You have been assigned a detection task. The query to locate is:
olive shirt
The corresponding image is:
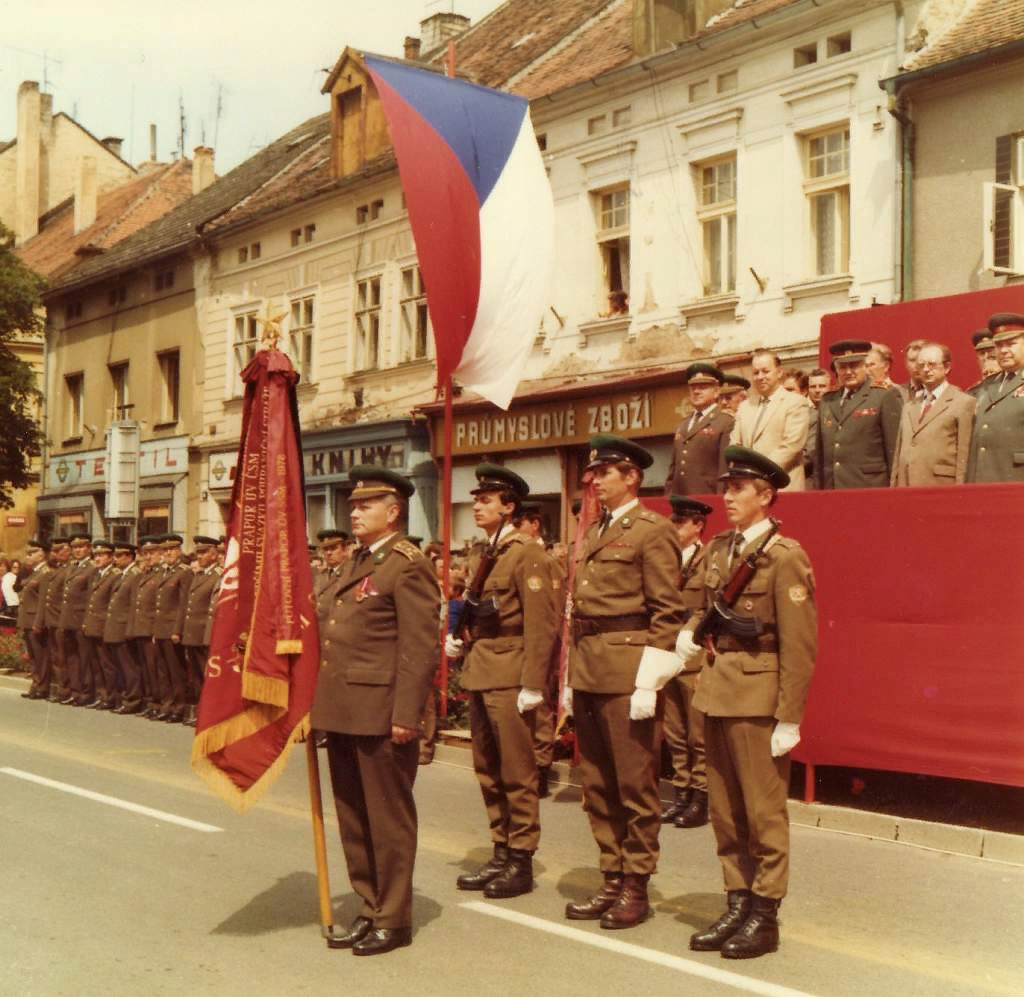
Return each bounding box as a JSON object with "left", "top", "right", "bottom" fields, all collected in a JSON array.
[
  {"left": 460, "top": 532, "right": 562, "bottom": 692},
  {"left": 569, "top": 505, "right": 689, "bottom": 694},
  {"left": 311, "top": 535, "right": 440, "bottom": 737},
  {"left": 688, "top": 530, "right": 817, "bottom": 723}
]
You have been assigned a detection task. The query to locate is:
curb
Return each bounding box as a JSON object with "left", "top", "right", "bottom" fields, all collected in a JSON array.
[{"left": 433, "top": 736, "right": 1024, "bottom": 867}]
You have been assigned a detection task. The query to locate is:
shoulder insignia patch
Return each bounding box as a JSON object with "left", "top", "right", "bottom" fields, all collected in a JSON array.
[
  {"left": 788, "top": 584, "right": 808, "bottom": 605},
  {"left": 637, "top": 510, "right": 657, "bottom": 522},
  {"left": 526, "top": 575, "right": 545, "bottom": 592},
  {"left": 392, "top": 540, "right": 422, "bottom": 561}
]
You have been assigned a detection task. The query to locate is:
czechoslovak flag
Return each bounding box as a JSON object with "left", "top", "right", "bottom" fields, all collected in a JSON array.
[{"left": 365, "top": 55, "right": 554, "bottom": 411}]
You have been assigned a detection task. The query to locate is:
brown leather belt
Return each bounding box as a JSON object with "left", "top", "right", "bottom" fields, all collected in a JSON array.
[
  {"left": 571, "top": 613, "right": 650, "bottom": 641},
  {"left": 468, "top": 625, "right": 524, "bottom": 641},
  {"left": 712, "top": 637, "right": 779, "bottom": 653}
]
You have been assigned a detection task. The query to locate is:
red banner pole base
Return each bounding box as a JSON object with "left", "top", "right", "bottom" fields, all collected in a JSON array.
[{"left": 803, "top": 762, "right": 816, "bottom": 804}]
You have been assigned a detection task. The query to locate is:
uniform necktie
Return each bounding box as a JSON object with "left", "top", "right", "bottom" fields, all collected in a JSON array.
[
  {"left": 597, "top": 509, "right": 612, "bottom": 535},
  {"left": 354, "top": 546, "right": 370, "bottom": 564},
  {"left": 729, "top": 532, "right": 745, "bottom": 565}
]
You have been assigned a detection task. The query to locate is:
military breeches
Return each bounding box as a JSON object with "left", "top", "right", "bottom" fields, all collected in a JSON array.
[
  {"left": 574, "top": 690, "right": 661, "bottom": 876},
  {"left": 662, "top": 672, "right": 706, "bottom": 791},
  {"left": 468, "top": 688, "right": 541, "bottom": 852},
  {"left": 704, "top": 715, "right": 791, "bottom": 900},
  {"left": 326, "top": 732, "right": 420, "bottom": 929}
]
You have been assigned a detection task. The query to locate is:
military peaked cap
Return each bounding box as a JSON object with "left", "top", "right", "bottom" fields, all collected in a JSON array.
[
  {"left": 719, "top": 445, "right": 790, "bottom": 490},
  {"left": 585, "top": 434, "right": 653, "bottom": 471},
  {"left": 114, "top": 543, "right": 137, "bottom": 555},
  {"left": 348, "top": 465, "right": 416, "bottom": 500},
  {"left": 92, "top": 540, "right": 115, "bottom": 552},
  {"left": 26, "top": 538, "right": 48, "bottom": 553},
  {"left": 829, "top": 339, "right": 872, "bottom": 362},
  {"left": 682, "top": 362, "right": 725, "bottom": 386},
  {"left": 470, "top": 463, "right": 530, "bottom": 499},
  {"left": 192, "top": 535, "right": 219, "bottom": 550},
  {"left": 317, "top": 529, "right": 349, "bottom": 545},
  {"left": 669, "top": 495, "right": 713, "bottom": 519},
  {"left": 988, "top": 313, "right": 1024, "bottom": 340},
  {"left": 972, "top": 328, "right": 996, "bottom": 350},
  {"left": 720, "top": 373, "right": 751, "bottom": 393}
]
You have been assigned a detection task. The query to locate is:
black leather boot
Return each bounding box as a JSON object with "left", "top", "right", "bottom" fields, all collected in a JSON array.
[
  {"left": 661, "top": 787, "right": 691, "bottom": 823},
  {"left": 721, "top": 894, "right": 780, "bottom": 959},
  {"left": 483, "top": 848, "right": 533, "bottom": 898},
  {"left": 690, "top": 889, "right": 752, "bottom": 951},
  {"left": 599, "top": 873, "right": 651, "bottom": 929},
  {"left": 674, "top": 789, "right": 709, "bottom": 828},
  {"left": 565, "top": 872, "right": 624, "bottom": 920},
  {"left": 456, "top": 844, "right": 509, "bottom": 891}
]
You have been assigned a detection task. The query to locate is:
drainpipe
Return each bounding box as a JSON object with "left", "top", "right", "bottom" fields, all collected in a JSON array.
[{"left": 887, "top": 94, "right": 915, "bottom": 302}]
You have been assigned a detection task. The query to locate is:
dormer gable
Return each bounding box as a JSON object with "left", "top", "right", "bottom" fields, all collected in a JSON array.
[{"left": 321, "top": 48, "right": 393, "bottom": 181}]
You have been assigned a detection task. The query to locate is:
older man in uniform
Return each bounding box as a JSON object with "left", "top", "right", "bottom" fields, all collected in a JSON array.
[
  {"left": 565, "top": 435, "right": 689, "bottom": 929},
  {"left": 660, "top": 496, "right": 712, "bottom": 830},
  {"left": 719, "top": 374, "right": 750, "bottom": 416},
  {"left": 81, "top": 540, "right": 121, "bottom": 709},
  {"left": 679, "top": 446, "right": 816, "bottom": 959},
  {"left": 310, "top": 466, "right": 439, "bottom": 956},
  {"left": 130, "top": 538, "right": 165, "bottom": 717},
  {"left": 152, "top": 534, "right": 193, "bottom": 723},
  {"left": 968, "top": 329, "right": 1002, "bottom": 399},
  {"left": 315, "top": 529, "right": 351, "bottom": 603},
  {"left": 38, "top": 539, "right": 72, "bottom": 702},
  {"left": 105, "top": 544, "right": 144, "bottom": 715},
  {"left": 19, "top": 540, "right": 51, "bottom": 700},
  {"left": 58, "top": 534, "right": 97, "bottom": 706},
  {"left": 815, "top": 340, "right": 902, "bottom": 489},
  {"left": 665, "top": 364, "right": 733, "bottom": 496},
  {"left": 446, "top": 468, "right": 561, "bottom": 899},
  {"left": 967, "top": 313, "right": 1024, "bottom": 482},
  {"left": 178, "top": 537, "right": 221, "bottom": 727}
]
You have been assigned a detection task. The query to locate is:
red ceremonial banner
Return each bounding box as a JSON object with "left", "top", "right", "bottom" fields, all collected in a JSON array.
[{"left": 191, "top": 349, "right": 321, "bottom": 810}]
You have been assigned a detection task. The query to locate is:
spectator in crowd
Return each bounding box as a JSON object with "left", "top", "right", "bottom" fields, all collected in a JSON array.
[
  {"left": 816, "top": 340, "right": 902, "bottom": 489},
  {"left": 11, "top": 558, "right": 24, "bottom": 595},
  {"left": 719, "top": 374, "right": 749, "bottom": 415},
  {"left": 447, "top": 573, "right": 466, "bottom": 635},
  {"left": 968, "top": 329, "right": 1002, "bottom": 399},
  {"left": 901, "top": 339, "right": 927, "bottom": 400},
  {"left": 803, "top": 368, "right": 832, "bottom": 489},
  {"left": 967, "top": 313, "right": 1024, "bottom": 483},
  {"left": 1, "top": 557, "right": 18, "bottom": 612},
  {"left": 781, "top": 369, "right": 809, "bottom": 396},
  {"left": 891, "top": 342, "right": 975, "bottom": 486},
  {"left": 729, "top": 350, "right": 809, "bottom": 490},
  {"left": 665, "top": 363, "right": 733, "bottom": 496},
  {"left": 865, "top": 343, "right": 898, "bottom": 391},
  {"left": 807, "top": 369, "right": 832, "bottom": 406}
]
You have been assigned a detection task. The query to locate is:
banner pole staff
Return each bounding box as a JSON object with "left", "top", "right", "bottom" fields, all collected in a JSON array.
[{"left": 306, "top": 737, "right": 346, "bottom": 947}]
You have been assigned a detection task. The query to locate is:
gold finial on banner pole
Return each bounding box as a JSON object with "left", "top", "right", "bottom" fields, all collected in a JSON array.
[{"left": 260, "top": 300, "right": 288, "bottom": 351}]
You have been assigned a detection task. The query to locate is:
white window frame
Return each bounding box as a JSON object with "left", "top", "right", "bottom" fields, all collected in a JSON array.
[
  {"left": 983, "top": 136, "right": 1024, "bottom": 275},
  {"left": 157, "top": 350, "right": 180, "bottom": 425},
  {"left": 594, "top": 185, "right": 631, "bottom": 316},
  {"left": 287, "top": 290, "right": 317, "bottom": 385},
  {"left": 354, "top": 275, "right": 383, "bottom": 372},
  {"left": 398, "top": 265, "right": 432, "bottom": 364},
  {"left": 231, "top": 308, "right": 260, "bottom": 396},
  {"left": 803, "top": 125, "right": 850, "bottom": 277},
  {"left": 696, "top": 155, "right": 737, "bottom": 297}
]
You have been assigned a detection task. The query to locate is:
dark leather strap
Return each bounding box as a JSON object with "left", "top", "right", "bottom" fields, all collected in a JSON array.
[{"left": 571, "top": 613, "right": 650, "bottom": 640}]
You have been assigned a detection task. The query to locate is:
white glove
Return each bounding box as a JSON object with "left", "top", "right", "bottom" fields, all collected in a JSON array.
[
  {"left": 676, "top": 630, "right": 700, "bottom": 663},
  {"left": 629, "top": 688, "right": 657, "bottom": 721},
  {"left": 444, "top": 634, "right": 464, "bottom": 659},
  {"left": 771, "top": 722, "right": 801, "bottom": 757},
  {"left": 516, "top": 687, "right": 545, "bottom": 714},
  {"left": 560, "top": 684, "right": 573, "bottom": 717},
  {"left": 634, "top": 645, "right": 684, "bottom": 691}
]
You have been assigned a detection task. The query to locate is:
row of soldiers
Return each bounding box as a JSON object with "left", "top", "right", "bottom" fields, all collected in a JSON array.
[{"left": 17, "top": 533, "right": 223, "bottom": 725}]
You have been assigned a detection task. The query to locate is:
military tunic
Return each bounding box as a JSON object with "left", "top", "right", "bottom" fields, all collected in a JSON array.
[
  {"left": 82, "top": 565, "right": 122, "bottom": 704},
  {"left": 966, "top": 369, "right": 1024, "bottom": 482},
  {"left": 130, "top": 567, "right": 164, "bottom": 706},
  {"left": 58, "top": 559, "right": 98, "bottom": 703},
  {"left": 40, "top": 561, "right": 71, "bottom": 699},
  {"left": 153, "top": 564, "right": 192, "bottom": 716},
  {"left": 178, "top": 566, "right": 220, "bottom": 702},
  {"left": 664, "top": 407, "right": 734, "bottom": 496},
  {"left": 815, "top": 381, "right": 902, "bottom": 489},
  {"left": 104, "top": 565, "right": 145, "bottom": 709},
  {"left": 19, "top": 563, "right": 52, "bottom": 696}
]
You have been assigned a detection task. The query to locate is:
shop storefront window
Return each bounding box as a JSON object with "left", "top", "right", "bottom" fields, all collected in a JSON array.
[
  {"left": 332, "top": 489, "right": 351, "bottom": 534},
  {"left": 56, "top": 510, "right": 89, "bottom": 538},
  {"left": 307, "top": 493, "right": 327, "bottom": 543},
  {"left": 139, "top": 504, "right": 170, "bottom": 538}
]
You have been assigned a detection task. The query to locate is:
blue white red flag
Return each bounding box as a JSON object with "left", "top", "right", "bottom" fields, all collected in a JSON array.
[{"left": 365, "top": 55, "right": 554, "bottom": 410}]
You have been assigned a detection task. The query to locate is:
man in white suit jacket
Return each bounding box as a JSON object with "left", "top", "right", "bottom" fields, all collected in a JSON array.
[{"left": 729, "top": 350, "right": 809, "bottom": 491}]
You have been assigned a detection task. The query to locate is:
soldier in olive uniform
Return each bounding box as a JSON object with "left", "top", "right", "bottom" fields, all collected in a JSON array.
[
  {"left": 815, "top": 340, "right": 902, "bottom": 489},
  {"left": 719, "top": 374, "right": 750, "bottom": 416},
  {"left": 967, "top": 313, "right": 1024, "bottom": 482},
  {"left": 81, "top": 540, "right": 121, "bottom": 709},
  {"left": 679, "top": 446, "right": 816, "bottom": 960},
  {"left": 18, "top": 540, "right": 51, "bottom": 700},
  {"left": 105, "top": 544, "right": 144, "bottom": 714},
  {"left": 315, "top": 529, "right": 351, "bottom": 609},
  {"left": 38, "top": 539, "right": 72, "bottom": 702},
  {"left": 130, "top": 538, "right": 165, "bottom": 716},
  {"left": 58, "top": 534, "right": 97, "bottom": 706},
  {"left": 446, "top": 467, "right": 562, "bottom": 900},
  {"left": 565, "top": 436, "right": 689, "bottom": 929},
  {"left": 152, "top": 534, "right": 193, "bottom": 723},
  {"left": 178, "top": 536, "right": 221, "bottom": 727},
  {"left": 967, "top": 328, "right": 1002, "bottom": 399},
  {"left": 665, "top": 364, "right": 734, "bottom": 496},
  {"left": 310, "top": 467, "right": 440, "bottom": 956},
  {"left": 660, "top": 496, "right": 711, "bottom": 830}
]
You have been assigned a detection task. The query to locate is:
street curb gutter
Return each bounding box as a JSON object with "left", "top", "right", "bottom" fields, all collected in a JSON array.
[{"left": 433, "top": 737, "right": 1024, "bottom": 867}]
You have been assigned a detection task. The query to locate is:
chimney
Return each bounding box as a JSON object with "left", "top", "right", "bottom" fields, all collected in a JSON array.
[
  {"left": 14, "top": 81, "right": 41, "bottom": 244},
  {"left": 419, "top": 12, "right": 470, "bottom": 54},
  {"left": 192, "top": 145, "right": 215, "bottom": 194},
  {"left": 39, "top": 92, "right": 53, "bottom": 213},
  {"left": 150, "top": 124, "right": 157, "bottom": 161},
  {"left": 74, "top": 155, "right": 98, "bottom": 234},
  {"left": 101, "top": 136, "right": 124, "bottom": 159},
  {"left": 404, "top": 36, "right": 421, "bottom": 61}
]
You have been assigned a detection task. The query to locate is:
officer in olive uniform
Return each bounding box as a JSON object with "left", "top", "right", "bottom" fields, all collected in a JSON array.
[
  {"left": 815, "top": 340, "right": 902, "bottom": 489},
  {"left": 446, "top": 467, "right": 562, "bottom": 900},
  {"left": 178, "top": 536, "right": 221, "bottom": 727},
  {"left": 665, "top": 363, "right": 734, "bottom": 496},
  {"left": 310, "top": 466, "right": 440, "bottom": 956},
  {"left": 679, "top": 446, "right": 817, "bottom": 960},
  {"left": 38, "top": 539, "right": 72, "bottom": 701},
  {"left": 58, "top": 534, "right": 97, "bottom": 705},
  {"left": 566, "top": 435, "right": 689, "bottom": 929},
  {"left": 129, "top": 537, "right": 164, "bottom": 715},
  {"left": 719, "top": 374, "right": 750, "bottom": 416},
  {"left": 18, "top": 540, "right": 51, "bottom": 700},
  {"left": 967, "top": 328, "right": 1002, "bottom": 399},
  {"left": 967, "top": 313, "right": 1024, "bottom": 482},
  {"left": 104, "top": 544, "right": 144, "bottom": 714},
  {"left": 660, "top": 496, "right": 712, "bottom": 830},
  {"left": 315, "top": 529, "right": 351, "bottom": 610},
  {"left": 81, "top": 540, "right": 121, "bottom": 709},
  {"left": 152, "top": 534, "right": 193, "bottom": 722}
]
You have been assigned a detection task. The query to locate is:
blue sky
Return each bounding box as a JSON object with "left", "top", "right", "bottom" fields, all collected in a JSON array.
[{"left": 1, "top": 0, "right": 501, "bottom": 173}]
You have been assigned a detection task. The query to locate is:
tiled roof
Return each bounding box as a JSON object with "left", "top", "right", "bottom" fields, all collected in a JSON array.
[
  {"left": 43, "top": 112, "right": 331, "bottom": 296},
  {"left": 900, "top": 0, "right": 1024, "bottom": 75},
  {"left": 17, "top": 161, "right": 194, "bottom": 280}
]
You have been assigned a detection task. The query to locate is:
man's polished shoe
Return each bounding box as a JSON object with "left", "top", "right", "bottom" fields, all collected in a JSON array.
[
  {"left": 674, "top": 789, "right": 709, "bottom": 828},
  {"left": 59, "top": 696, "right": 78, "bottom": 706},
  {"left": 326, "top": 915, "right": 373, "bottom": 950},
  {"left": 600, "top": 873, "right": 651, "bottom": 929},
  {"left": 661, "top": 787, "right": 691, "bottom": 823},
  {"left": 351, "top": 926, "right": 412, "bottom": 956},
  {"left": 456, "top": 843, "right": 509, "bottom": 891},
  {"left": 565, "top": 872, "right": 624, "bottom": 920},
  {"left": 721, "top": 895, "right": 780, "bottom": 959},
  {"left": 113, "top": 702, "right": 142, "bottom": 715},
  {"left": 483, "top": 848, "right": 533, "bottom": 899},
  {"left": 690, "top": 889, "right": 752, "bottom": 951}
]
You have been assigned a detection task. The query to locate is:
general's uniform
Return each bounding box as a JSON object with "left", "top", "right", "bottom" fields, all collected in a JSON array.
[
  {"left": 665, "top": 406, "right": 734, "bottom": 496},
  {"left": 966, "top": 369, "right": 1024, "bottom": 482},
  {"left": 104, "top": 562, "right": 145, "bottom": 712},
  {"left": 890, "top": 383, "right": 975, "bottom": 486},
  {"left": 152, "top": 550, "right": 193, "bottom": 721},
  {"left": 19, "top": 558, "right": 52, "bottom": 698},
  {"left": 815, "top": 380, "right": 902, "bottom": 489},
  {"left": 82, "top": 558, "right": 122, "bottom": 707},
  {"left": 58, "top": 555, "right": 98, "bottom": 704}
]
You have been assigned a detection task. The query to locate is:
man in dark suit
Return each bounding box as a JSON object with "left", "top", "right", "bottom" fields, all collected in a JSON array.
[
  {"left": 665, "top": 363, "right": 734, "bottom": 496},
  {"left": 967, "top": 313, "right": 1024, "bottom": 482},
  {"left": 310, "top": 466, "right": 440, "bottom": 956},
  {"left": 815, "top": 340, "right": 902, "bottom": 489}
]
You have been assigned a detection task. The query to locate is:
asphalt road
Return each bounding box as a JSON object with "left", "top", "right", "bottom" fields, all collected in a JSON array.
[{"left": 1, "top": 679, "right": 1021, "bottom": 997}]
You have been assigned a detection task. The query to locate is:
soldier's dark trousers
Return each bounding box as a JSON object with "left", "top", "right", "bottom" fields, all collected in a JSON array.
[
  {"left": 133, "top": 637, "right": 157, "bottom": 704},
  {"left": 114, "top": 641, "right": 144, "bottom": 708},
  {"left": 157, "top": 639, "right": 188, "bottom": 712},
  {"left": 183, "top": 645, "right": 207, "bottom": 704},
  {"left": 90, "top": 637, "right": 117, "bottom": 704},
  {"left": 26, "top": 629, "right": 49, "bottom": 695},
  {"left": 64, "top": 629, "right": 90, "bottom": 702},
  {"left": 47, "top": 627, "right": 68, "bottom": 699}
]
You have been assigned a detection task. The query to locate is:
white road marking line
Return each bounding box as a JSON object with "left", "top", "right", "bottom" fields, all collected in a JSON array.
[
  {"left": 462, "top": 901, "right": 821, "bottom": 997},
  {"left": 0, "top": 767, "right": 222, "bottom": 833}
]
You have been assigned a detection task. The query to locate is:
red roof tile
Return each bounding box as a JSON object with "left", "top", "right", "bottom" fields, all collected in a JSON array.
[{"left": 901, "top": 0, "right": 1024, "bottom": 75}]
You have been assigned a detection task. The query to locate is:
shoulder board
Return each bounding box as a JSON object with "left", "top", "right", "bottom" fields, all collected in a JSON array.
[
  {"left": 637, "top": 509, "right": 658, "bottom": 522},
  {"left": 392, "top": 540, "right": 423, "bottom": 561}
]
